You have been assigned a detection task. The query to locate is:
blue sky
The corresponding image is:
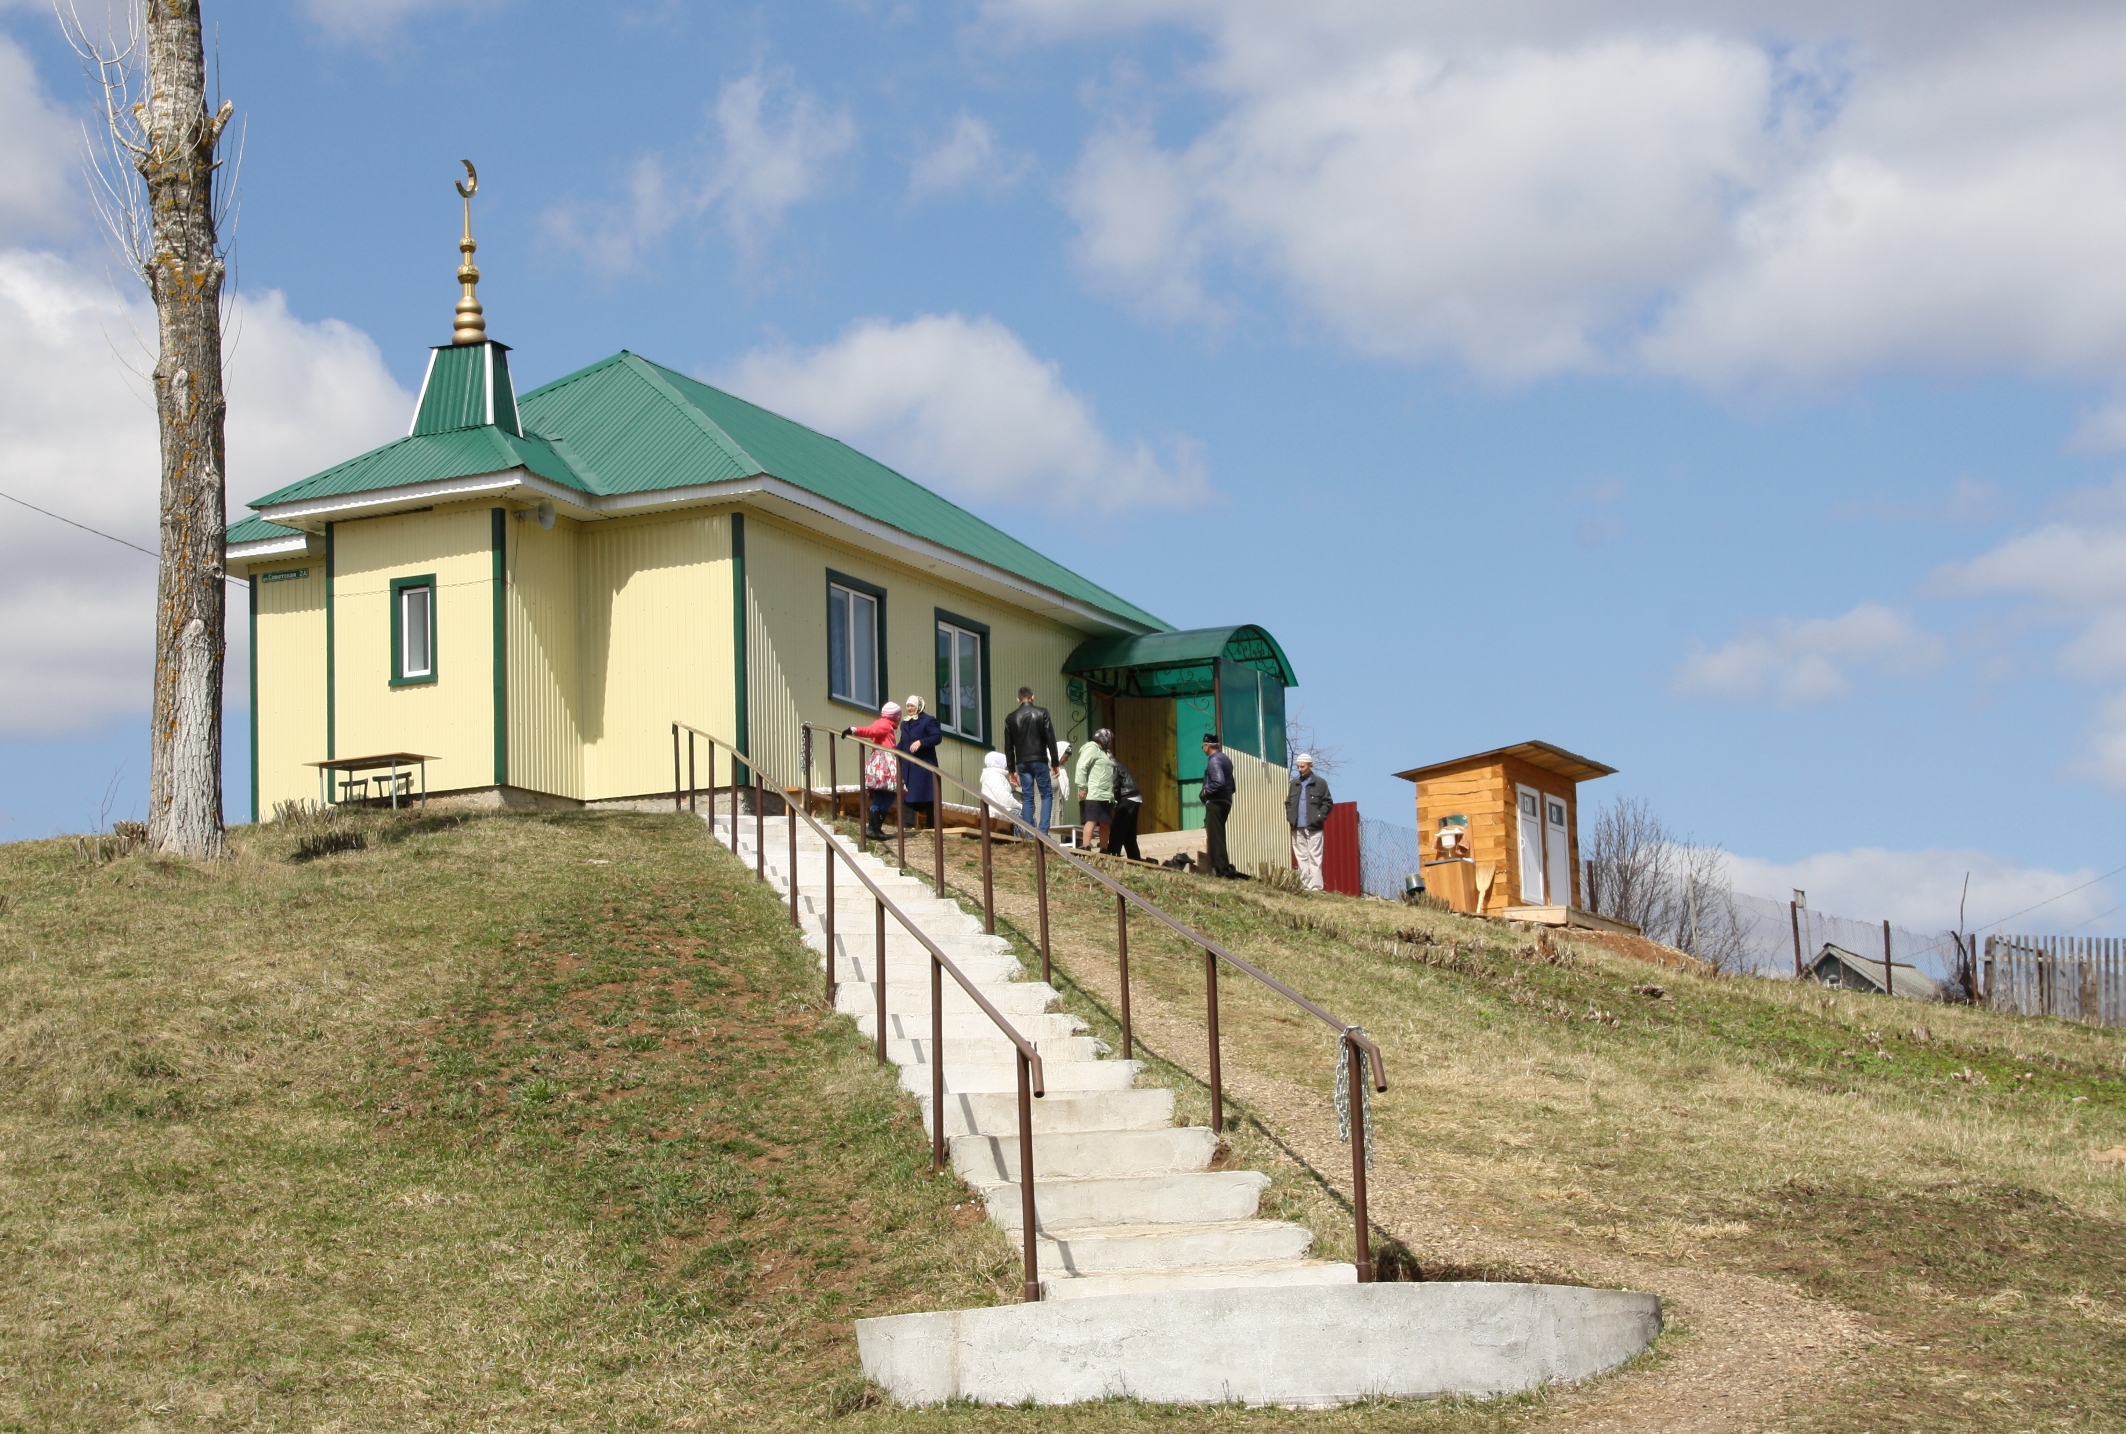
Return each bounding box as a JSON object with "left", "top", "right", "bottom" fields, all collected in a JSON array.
[{"left": 3, "top": 0, "right": 2124, "bottom": 937}]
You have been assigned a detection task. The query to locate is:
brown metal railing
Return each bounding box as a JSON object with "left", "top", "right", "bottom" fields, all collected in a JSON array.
[
  {"left": 670, "top": 722, "right": 1048, "bottom": 1302},
  {"left": 800, "top": 722, "right": 1389, "bottom": 1282}
]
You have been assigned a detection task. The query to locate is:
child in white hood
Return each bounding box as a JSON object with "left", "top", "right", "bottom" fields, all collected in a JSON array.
[
  {"left": 1050, "top": 741, "right": 1073, "bottom": 828},
  {"left": 980, "top": 750, "right": 1017, "bottom": 819}
]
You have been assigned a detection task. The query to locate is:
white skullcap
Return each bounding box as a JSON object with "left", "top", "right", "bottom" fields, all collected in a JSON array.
[{"left": 1296, "top": 753, "right": 1314, "bottom": 764}]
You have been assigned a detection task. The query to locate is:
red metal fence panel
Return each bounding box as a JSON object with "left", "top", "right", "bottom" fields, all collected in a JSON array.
[{"left": 1323, "top": 802, "right": 1362, "bottom": 896}]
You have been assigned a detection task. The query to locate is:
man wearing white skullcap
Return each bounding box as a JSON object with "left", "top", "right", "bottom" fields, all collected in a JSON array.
[{"left": 1286, "top": 753, "right": 1334, "bottom": 892}]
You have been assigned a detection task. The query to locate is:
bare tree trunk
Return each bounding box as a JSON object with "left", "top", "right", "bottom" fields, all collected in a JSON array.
[{"left": 140, "top": 0, "right": 233, "bottom": 858}]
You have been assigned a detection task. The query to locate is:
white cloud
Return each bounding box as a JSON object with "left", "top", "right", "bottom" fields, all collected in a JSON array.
[
  {"left": 1673, "top": 603, "right": 1941, "bottom": 706},
  {"left": 0, "top": 248, "right": 411, "bottom": 737},
  {"left": 718, "top": 313, "right": 1212, "bottom": 513},
  {"left": 1727, "top": 847, "right": 2113, "bottom": 936},
  {"left": 1934, "top": 514, "right": 2126, "bottom": 788},
  {"left": 910, "top": 113, "right": 1029, "bottom": 198},
  {"left": 544, "top": 70, "right": 854, "bottom": 269},
  {"left": 1004, "top": 1, "right": 2126, "bottom": 389},
  {"left": 0, "top": 35, "right": 79, "bottom": 242}
]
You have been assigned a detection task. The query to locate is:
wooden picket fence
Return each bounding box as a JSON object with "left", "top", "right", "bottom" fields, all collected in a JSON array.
[{"left": 1985, "top": 935, "right": 2126, "bottom": 1027}]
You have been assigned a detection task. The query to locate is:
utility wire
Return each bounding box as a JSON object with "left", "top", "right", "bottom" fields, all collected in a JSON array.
[
  {"left": 0, "top": 486, "right": 250, "bottom": 587},
  {"left": 1976, "top": 860, "right": 2126, "bottom": 932}
]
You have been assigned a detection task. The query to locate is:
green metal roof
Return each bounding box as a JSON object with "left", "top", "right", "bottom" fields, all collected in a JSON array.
[
  {"left": 410, "top": 341, "right": 521, "bottom": 437},
  {"left": 1065, "top": 625, "right": 1297, "bottom": 687},
  {"left": 228, "top": 514, "right": 303, "bottom": 545},
  {"left": 244, "top": 348, "right": 1167, "bottom": 632}
]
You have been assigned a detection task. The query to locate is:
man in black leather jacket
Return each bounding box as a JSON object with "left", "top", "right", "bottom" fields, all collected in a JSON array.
[{"left": 1001, "top": 687, "right": 1061, "bottom": 834}]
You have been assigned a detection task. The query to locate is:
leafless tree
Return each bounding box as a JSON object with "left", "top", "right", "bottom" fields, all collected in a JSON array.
[
  {"left": 61, "top": 1, "right": 237, "bottom": 857},
  {"left": 1282, "top": 713, "right": 1342, "bottom": 776},
  {"left": 1583, "top": 797, "right": 1755, "bottom": 971}
]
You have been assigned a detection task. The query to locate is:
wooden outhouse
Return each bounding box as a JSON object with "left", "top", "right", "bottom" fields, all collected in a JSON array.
[{"left": 1393, "top": 742, "right": 1615, "bottom": 917}]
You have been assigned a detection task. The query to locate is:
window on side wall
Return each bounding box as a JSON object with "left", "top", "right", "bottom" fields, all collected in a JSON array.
[
  {"left": 934, "top": 613, "right": 988, "bottom": 742},
  {"left": 391, "top": 575, "right": 437, "bottom": 685},
  {"left": 827, "top": 574, "right": 883, "bottom": 710}
]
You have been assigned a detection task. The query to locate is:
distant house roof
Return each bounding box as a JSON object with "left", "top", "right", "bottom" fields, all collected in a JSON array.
[
  {"left": 238, "top": 349, "right": 1167, "bottom": 634},
  {"left": 1808, "top": 944, "right": 1942, "bottom": 1002},
  {"left": 1394, "top": 741, "right": 1618, "bottom": 785}
]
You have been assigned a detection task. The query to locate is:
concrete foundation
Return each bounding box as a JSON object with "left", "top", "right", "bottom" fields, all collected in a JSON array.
[{"left": 856, "top": 1281, "right": 1661, "bottom": 1408}]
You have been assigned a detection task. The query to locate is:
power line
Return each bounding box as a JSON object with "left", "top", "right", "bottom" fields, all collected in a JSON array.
[
  {"left": 1976, "top": 860, "right": 2126, "bottom": 932},
  {"left": 0, "top": 487, "right": 249, "bottom": 587}
]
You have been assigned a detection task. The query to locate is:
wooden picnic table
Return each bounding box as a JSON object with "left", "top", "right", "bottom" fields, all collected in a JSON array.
[{"left": 306, "top": 753, "right": 436, "bottom": 810}]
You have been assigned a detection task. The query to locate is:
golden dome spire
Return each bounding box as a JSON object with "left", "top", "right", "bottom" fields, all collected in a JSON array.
[{"left": 451, "top": 159, "right": 486, "bottom": 345}]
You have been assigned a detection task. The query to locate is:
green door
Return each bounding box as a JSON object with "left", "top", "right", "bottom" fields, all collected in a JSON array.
[{"left": 1175, "top": 691, "right": 1216, "bottom": 830}]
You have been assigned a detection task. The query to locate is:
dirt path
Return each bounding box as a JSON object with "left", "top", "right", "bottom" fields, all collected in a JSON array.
[{"left": 985, "top": 875, "right": 1871, "bottom": 1432}]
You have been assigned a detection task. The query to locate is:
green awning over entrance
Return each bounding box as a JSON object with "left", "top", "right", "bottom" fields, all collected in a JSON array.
[{"left": 1064, "top": 624, "right": 1297, "bottom": 698}]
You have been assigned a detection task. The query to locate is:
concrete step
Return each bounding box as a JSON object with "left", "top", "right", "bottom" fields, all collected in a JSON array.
[
  {"left": 888, "top": 1034, "right": 1105, "bottom": 1068},
  {"left": 897, "top": 1059, "right": 1141, "bottom": 1097},
  {"left": 856, "top": 1282, "right": 1666, "bottom": 1407},
  {"left": 980, "top": 1170, "right": 1269, "bottom": 1232},
  {"left": 952, "top": 1127, "right": 1217, "bottom": 1183},
  {"left": 834, "top": 980, "right": 1059, "bottom": 1018},
  {"left": 1035, "top": 1219, "right": 1315, "bottom": 1277},
  {"left": 822, "top": 951, "right": 1022, "bottom": 985},
  {"left": 1040, "top": 1260, "right": 1357, "bottom": 1302},
  {"left": 861, "top": 1010, "right": 1086, "bottom": 1045},
  {"left": 918, "top": 1088, "right": 1175, "bottom": 1137}
]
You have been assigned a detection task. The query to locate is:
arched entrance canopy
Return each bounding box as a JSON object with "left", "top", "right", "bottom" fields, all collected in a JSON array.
[{"left": 1064, "top": 624, "right": 1297, "bottom": 699}]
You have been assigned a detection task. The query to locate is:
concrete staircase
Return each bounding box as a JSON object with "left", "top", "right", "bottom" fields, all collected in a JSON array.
[
  {"left": 712, "top": 811, "right": 1355, "bottom": 1301},
  {"left": 708, "top": 810, "right": 1662, "bottom": 1406}
]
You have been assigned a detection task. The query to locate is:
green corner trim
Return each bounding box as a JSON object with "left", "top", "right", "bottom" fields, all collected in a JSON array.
[
  {"left": 492, "top": 508, "right": 507, "bottom": 787},
  {"left": 732, "top": 512, "right": 749, "bottom": 783},
  {"left": 325, "top": 524, "right": 336, "bottom": 761},
  {"left": 248, "top": 575, "right": 259, "bottom": 825},
  {"left": 388, "top": 573, "right": 440, "bottom": 686}
]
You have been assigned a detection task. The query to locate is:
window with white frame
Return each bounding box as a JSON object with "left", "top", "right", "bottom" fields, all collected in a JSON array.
[
  {"left": 392, "top": 575, "right": 436, "bottom": 685},
  {"left": 828, "top": 578, "right": 881, "bottom": 708},
  {"left": 934, "top": 616, "right": 986, "bottom": 740}
]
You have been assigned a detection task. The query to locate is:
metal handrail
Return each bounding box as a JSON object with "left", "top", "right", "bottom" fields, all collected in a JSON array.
[
  {"left": 804, "top": 720, "right": 1387, "bottom": 1282},
  {"left": 669, "top": 721, "right": 1048, "bottom": 1302}
]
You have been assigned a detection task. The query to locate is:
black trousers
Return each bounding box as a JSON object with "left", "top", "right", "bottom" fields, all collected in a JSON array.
[
  {"left": 1204, "top": 797, "right": 1234, "bottom": 875},
  {"left": 1104, "top": 801, "right": 1143, "bottom": 861}
]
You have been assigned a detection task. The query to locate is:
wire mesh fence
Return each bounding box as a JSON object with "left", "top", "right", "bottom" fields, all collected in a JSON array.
[
  {"left": 1729, "top": 891, "right": 1965, "bottom": 988},
  {"left": 1359, "top": 819, "right": 1424, "bottom": 901}
]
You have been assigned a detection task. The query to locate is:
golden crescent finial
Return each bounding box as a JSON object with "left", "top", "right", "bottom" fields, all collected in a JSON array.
[{"left": 451, "top": 159, "right": 486, "bottom": 345}]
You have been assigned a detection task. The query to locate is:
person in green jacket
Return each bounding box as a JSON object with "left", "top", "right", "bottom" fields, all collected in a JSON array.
[{"left": 1075, "top": 729, "right": 1116, "bottom": 851}]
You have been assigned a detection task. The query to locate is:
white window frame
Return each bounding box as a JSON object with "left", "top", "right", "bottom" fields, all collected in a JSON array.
[
  {"left": 828, "top": 580, "right": 881, "bottom": 709},
  {"left": 935, "top": 617, "right": 985, "bottom": 741}
]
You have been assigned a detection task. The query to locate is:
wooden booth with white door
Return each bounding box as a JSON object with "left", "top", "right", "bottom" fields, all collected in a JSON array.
[{"left": 1392, "top": 741, "right": 1616, "bottom": 918}]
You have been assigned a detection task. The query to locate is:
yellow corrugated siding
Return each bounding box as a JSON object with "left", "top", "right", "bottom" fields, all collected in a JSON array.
[
  {"left": 255, "top": 564, "right": 326, "bottom": 815},
  {"left": 1228, "top": 750, "right": 1289, "bottom": 873},
  {"left": 505, "top": 514, "right": 585, "bottom": 798},
  {"left": 742, "top": 514, "right": 1091, "bottom": 798},
  {"left": 578, "top": 508, "right": 735, "bottom": 801},
  {"left": 332, "top": 504, "right": 496, "bottom": 793}
]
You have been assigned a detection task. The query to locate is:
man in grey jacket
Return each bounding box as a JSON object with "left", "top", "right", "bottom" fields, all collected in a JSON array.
[
  {"left": 1286, "top": 754, "right": 1334, "bottom": 892},
  {"left": 1001, "top": 687, "right": 1061, "bottom": 834}
]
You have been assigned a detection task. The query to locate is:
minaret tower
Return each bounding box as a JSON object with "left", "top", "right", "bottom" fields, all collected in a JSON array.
[{"left": 407, "top": 160, "right": 523, "bottom": 438}]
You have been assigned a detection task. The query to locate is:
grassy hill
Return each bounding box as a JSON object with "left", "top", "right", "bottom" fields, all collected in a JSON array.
[{"left": 0, "top": 809, "right": 2119, "bottom": 1432}]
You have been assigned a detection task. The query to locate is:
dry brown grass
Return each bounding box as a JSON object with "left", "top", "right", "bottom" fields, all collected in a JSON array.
[
  {"left": 912, "top": 836, "right": 2126, "bottom": 1433},
  {"left": 0, "top": 811, "right": 1555, "bottom": 1433}
]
